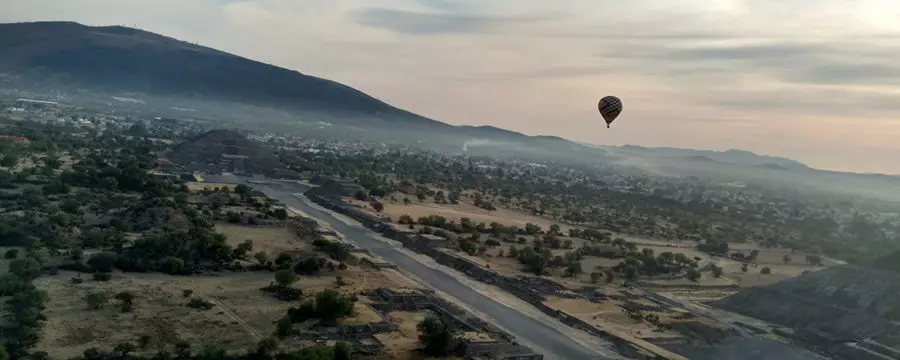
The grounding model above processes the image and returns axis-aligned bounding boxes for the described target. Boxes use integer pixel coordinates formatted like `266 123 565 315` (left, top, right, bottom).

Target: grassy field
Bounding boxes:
35 265 423 359
215 223 311 257
348 197 569 232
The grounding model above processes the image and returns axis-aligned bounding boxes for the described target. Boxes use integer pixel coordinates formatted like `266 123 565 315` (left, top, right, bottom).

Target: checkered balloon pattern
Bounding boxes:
598 96 623 124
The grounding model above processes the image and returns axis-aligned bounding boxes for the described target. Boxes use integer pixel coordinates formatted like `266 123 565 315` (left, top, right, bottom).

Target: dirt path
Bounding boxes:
208 298 264 341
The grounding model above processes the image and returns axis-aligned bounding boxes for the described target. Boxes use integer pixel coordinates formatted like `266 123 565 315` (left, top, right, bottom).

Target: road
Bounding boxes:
205 176 616 360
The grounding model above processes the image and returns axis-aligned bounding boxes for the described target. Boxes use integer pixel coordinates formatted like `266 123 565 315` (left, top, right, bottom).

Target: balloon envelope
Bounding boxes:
598 96 623 127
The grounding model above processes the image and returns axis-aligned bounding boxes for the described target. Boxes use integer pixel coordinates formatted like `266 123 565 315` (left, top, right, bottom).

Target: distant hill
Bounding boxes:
614 145 808 169
0 21 444 128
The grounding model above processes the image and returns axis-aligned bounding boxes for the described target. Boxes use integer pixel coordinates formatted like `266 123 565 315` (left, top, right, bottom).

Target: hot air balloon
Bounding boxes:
598 96 623 128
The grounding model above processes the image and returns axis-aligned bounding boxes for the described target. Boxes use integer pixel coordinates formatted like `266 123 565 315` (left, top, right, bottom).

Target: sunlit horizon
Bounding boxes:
3 0 900 174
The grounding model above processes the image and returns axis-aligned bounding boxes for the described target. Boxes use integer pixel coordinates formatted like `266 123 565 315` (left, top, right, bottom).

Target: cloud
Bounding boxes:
352 7 553 35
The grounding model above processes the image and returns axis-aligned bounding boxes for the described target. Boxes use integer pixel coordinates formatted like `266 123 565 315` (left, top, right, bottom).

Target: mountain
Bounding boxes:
0 21 444 127
614 145 809 169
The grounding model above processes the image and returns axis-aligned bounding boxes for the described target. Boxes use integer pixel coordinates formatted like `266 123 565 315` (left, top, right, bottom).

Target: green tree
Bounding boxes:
8 258 42 280
761 267 772 275
275 269 297 287
85 292 110 310
233 240 253 259
590 271 603 284
604 268 616 284
0 153 19 168
687 268 702 282
333 341 351 360
314 289 355 322
276 316 293 338
255 251 269 265
564 261 583 277
160 256 185 274
88 251 118 272
3 249 17 260
782 254 792 264
371 202 385 213
624 264 639 281
418 316 455 357
711 265 724 278
272 208 288 220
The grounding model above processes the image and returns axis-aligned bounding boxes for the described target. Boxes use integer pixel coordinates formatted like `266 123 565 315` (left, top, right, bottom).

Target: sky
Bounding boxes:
3 0 900 173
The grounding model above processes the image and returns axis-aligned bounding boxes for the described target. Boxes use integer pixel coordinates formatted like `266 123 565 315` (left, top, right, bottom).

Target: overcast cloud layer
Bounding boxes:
3 0 900 173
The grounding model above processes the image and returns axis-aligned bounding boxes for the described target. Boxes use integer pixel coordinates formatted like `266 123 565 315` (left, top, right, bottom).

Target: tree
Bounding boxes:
354 190 368 201
71 248 84 261
254 252 269 265
549 224 561 235
749 249 760 261
0 346 9 360
624 264 639 281
116 291 136 312
160 256 185 274
85 292 110 310
8 258 42 280
3 249 17 260
741 263 749 273
88 251 118 272
711 265 724 278
418 316 455 357
235 184 251 195
0 153 19 168
275 269 297 287
590 271 603 284
565 261 583 277
276 316 293 338
603 268 616 283
371 202 385 213
333 341 351 360
272 208 288 220
233 240 253 260
782 254 792 264
314 289 356 322
687 268 702 282
61 199 81 214
761 267 772 275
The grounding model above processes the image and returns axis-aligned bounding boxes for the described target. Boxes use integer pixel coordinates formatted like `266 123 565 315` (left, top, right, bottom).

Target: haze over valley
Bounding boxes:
1 4 900 360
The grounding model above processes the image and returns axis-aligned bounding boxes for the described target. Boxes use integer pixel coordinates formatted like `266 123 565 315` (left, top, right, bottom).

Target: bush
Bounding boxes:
687 268 702 282
418 316 456 357
88 251 118 272
761 267 772 275
315 289 356 322
3 249 18 259
159 256 185 274
93 271 112 281
187 297 215 310
85 292 110 310
274 269 297 287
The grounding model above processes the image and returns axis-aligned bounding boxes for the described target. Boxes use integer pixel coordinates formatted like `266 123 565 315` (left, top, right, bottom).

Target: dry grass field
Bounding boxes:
35 257 425 358
214 223 311 257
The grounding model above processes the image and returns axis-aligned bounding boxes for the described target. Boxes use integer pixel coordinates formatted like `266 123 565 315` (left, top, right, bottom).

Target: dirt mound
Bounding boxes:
167 130 296 177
